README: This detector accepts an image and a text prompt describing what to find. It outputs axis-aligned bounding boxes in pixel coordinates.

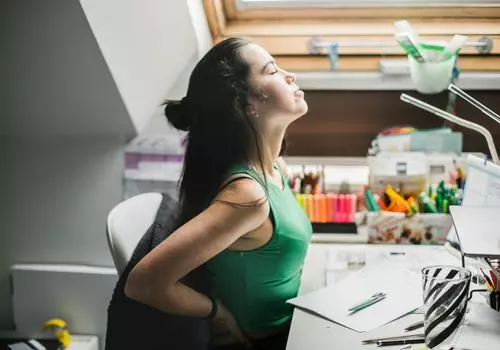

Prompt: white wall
[0,137,126,329]
[0,0,136,137]
[0,0,212,337]
[133,0,213,137]
[80,0,201,134]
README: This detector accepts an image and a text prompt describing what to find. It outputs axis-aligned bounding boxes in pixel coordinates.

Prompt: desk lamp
[400,84,500,165]
[402,86,500,313]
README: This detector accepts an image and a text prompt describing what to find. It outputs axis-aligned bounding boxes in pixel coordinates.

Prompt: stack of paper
[288,258,422,332]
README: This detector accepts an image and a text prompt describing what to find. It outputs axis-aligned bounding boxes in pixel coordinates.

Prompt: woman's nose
[281,68,296,85]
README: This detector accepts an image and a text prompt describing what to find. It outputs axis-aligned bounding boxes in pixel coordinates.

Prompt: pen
[348,292,384,311]
[404,320,424,332]
[349,294,386,316]
[377,338,425,347]
[362,334,424,345]
[349,293,387,315]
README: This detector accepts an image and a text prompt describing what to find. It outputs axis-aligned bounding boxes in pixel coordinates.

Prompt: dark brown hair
[164,37,277,223]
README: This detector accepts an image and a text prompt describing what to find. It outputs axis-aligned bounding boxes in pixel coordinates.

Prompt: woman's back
[105,194,211,350]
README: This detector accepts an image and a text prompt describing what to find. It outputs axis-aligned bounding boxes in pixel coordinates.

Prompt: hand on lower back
[210,300,252,348]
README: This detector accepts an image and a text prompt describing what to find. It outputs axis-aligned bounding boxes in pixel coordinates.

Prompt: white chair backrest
[106,192,163,275]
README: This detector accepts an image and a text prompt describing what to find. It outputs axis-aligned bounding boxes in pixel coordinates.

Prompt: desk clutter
[288,257,423,333]
[288,146,469,244]
[364,180,461,245]
[0,338,59,350]
[0,318,71,350]
[288,245,500,349]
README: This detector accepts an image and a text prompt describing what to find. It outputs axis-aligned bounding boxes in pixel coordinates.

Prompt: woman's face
[241,43,308,127]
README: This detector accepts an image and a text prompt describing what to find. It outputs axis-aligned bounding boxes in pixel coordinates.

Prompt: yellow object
[43,318,71,349]
[385,185,410,212]
[407,197,419,214]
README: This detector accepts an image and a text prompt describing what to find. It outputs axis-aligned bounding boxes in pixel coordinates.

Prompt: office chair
[106,192,163,275]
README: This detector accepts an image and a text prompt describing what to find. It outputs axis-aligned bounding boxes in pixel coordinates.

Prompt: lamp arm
[448,84,500,125]
[400,93,500,165]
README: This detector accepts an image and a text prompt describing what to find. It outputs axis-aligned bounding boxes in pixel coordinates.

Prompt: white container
[409,54,456,94]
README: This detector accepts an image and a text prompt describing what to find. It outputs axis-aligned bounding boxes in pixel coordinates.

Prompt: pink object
[337,194,345,223]
[346,194,357,222]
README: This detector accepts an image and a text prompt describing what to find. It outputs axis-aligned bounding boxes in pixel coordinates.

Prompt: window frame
[236,0,500,8]
[204,0,500,72]
[226,0,500,19]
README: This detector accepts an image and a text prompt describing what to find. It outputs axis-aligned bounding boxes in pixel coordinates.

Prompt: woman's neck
[250,127,285,175]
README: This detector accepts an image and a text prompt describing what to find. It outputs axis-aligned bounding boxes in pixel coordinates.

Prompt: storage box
[366,212,453,245]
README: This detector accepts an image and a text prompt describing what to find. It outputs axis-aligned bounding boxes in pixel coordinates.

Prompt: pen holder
[408,44,456,94]
[421,265,471,349]
[486,291,500,312]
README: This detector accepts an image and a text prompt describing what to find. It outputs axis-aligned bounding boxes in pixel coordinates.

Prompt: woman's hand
[210,300,252,348]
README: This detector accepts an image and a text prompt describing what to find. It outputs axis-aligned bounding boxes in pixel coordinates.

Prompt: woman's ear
[252,87,268,101]
[234,96,258,118]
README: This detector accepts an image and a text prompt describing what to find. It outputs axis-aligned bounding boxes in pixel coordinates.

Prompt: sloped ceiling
[0,0,200,136]
[80,0,199,134]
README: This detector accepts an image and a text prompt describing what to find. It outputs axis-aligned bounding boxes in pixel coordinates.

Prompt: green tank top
[206,164,313,333]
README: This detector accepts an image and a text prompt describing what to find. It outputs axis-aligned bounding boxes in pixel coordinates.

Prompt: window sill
[295,71,500,91]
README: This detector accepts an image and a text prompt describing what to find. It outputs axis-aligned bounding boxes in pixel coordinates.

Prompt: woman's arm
[124,178,269,318]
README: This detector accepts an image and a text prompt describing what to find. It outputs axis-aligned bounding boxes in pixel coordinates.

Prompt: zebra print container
[422,265,471,349]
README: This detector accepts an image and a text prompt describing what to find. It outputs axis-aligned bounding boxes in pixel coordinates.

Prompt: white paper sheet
[325,248,383,286]
[288,258,422,332]
[453,301,500,349]
[382,247,460,274]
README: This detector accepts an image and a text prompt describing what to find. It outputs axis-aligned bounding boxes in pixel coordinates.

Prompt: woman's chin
[297,100,308,116]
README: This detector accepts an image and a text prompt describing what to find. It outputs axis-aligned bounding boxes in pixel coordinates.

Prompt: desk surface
[286,244,496,350]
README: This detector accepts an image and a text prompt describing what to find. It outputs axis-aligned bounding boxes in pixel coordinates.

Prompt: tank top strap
[224,164,267,191]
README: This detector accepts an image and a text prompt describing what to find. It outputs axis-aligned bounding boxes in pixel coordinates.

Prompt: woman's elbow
[124,265,177,310]
[124,265,154,303]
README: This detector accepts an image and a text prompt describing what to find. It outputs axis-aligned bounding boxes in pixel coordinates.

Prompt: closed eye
[262,60,279,75]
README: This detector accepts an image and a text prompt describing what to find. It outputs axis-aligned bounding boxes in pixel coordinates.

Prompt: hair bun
[164,98,191,132]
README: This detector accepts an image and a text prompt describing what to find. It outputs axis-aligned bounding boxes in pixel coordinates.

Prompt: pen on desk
[404,320,424,332]
[362,334,425,345]
[348,292,387,315]
[390,252,406,255]
[348,292,385,311]
[376,337,425,347]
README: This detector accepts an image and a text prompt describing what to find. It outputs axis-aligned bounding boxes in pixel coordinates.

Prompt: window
[204,1,500,72]
[237,0,500,8]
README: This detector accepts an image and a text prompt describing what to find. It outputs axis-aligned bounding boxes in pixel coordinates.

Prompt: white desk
[286,244,499,350]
